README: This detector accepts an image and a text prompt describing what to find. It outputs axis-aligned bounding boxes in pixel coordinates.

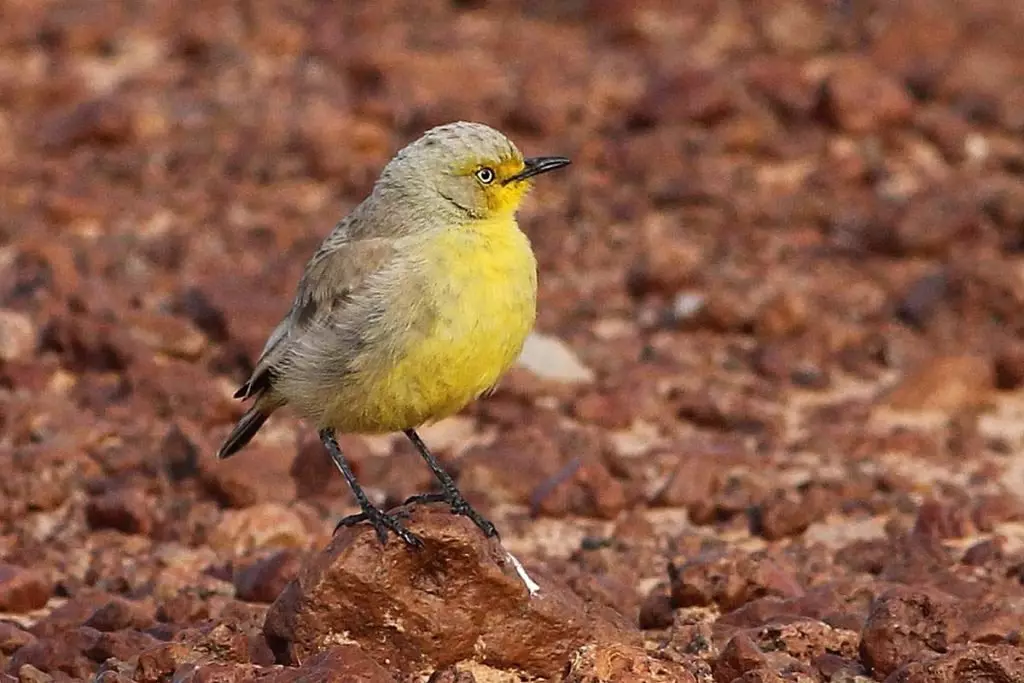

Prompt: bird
[215,121,571,547]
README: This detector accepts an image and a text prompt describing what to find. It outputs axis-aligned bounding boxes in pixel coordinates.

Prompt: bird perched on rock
[216,121,570,547]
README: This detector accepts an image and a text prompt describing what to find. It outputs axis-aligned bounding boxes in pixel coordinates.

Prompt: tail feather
[216,407,269,460]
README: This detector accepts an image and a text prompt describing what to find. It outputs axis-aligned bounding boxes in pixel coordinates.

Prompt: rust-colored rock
[563,643,698,682]
[885,643,1024,683]
[234,550,303,604]
[669,551,803,612]
[262,646,396,683]
[264,504,637,678]
[0,565,51,614]
[860,586,968,677]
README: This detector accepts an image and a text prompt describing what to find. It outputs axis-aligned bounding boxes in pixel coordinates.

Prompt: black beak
[504,156,571,184]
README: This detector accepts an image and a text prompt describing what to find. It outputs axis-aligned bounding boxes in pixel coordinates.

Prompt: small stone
[0,310,35,362]
[208,503,310,556]
[564,643,698,682]
[515,332,594,384]
[860,586,967,677]
[883,355,993,415]
[261,645,396,682]
[0,564,51,613]
[823,57,913,134]
[85,489,154,535]
[233,550,302,604]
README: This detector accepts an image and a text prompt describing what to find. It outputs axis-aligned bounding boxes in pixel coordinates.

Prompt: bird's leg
[320,428,423,548]
[403,429,499,538]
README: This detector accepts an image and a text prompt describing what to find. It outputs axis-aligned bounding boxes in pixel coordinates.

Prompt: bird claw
[335,492,497,543]
[334,507,423,548]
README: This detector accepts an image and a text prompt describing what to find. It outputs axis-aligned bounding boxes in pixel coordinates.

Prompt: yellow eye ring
[475,167,496,185]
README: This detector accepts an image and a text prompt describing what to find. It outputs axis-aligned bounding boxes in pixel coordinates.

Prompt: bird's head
[379,121,570,221]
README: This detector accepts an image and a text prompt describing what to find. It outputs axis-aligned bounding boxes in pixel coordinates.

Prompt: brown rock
[638,590,675,630]
[823,57,913,133]
[176,663,262,683]
[134,642,200,683]
[85,489,154,536]
[264,504,637,678]
[912,498,976,540]
[882,356,993,415]
[0,310,35,362]
[208,504,311,556]
[262,646,396,683]
[0,623,35,657]
[626,240,703,298]
[234,550,302,604]
[426,666,476,683]
[38,96,134,150]
[0,565,51,614]
[6,631,96,681]
[886,643,1024,683]
[860,586,968,677]
[13,665,51,683]
[894,192,980,257]
[201,445,299,509]
[83,598,156,632]
[124,312,208,361]
[82,628,161,663]
[531,455,630,521]
[670,551,802,612]
[740,619,860,664]
[745,57,818,119]
[563,643,697,682]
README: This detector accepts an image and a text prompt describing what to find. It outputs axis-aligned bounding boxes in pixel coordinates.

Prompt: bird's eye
[475,167,496,185]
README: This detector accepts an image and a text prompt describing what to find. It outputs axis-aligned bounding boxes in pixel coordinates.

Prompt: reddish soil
[3,1,1024,681]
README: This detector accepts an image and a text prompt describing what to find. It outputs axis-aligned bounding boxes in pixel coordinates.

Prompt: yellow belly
[326,217,537,433]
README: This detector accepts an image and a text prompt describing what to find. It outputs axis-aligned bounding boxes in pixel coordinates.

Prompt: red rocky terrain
[3,0,1024,681]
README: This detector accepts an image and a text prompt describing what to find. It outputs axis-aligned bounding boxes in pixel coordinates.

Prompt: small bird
[216,121,570,547]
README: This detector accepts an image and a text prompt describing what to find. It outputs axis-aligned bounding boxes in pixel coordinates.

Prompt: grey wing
[232,237,397,401]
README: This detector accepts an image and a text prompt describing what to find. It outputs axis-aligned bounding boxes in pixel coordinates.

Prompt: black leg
[320,428,422,548]
[403,429,499,538]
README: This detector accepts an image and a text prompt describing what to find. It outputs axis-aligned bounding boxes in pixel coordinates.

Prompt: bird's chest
[419,223,538,377]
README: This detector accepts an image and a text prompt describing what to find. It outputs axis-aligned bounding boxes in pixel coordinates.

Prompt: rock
[6,631,96,681]
[626,240,702,298]
[669,551,803,612]
[85,489,154,536]
[173,663,262,683]
[134,642,200,683]
[262,646,396,682]
[37,96,133,149]
[563,643,698,682]
[0,565,51,613]
[82,628,161,663]
[0,310,35,362]
[83,598,156,632]
[515,332,594,384]
[264,504,637,678]
[894,193,980,257]
[13,665,51,683]
[0,622,36,657]
[233,550,302,604]
[207,504,311,556]
[885,643,1024,683]
[124,312,208,360]
[823,57,913,134]
[860,586,967,677]
[882,356,993,415]
[201,445,299,509]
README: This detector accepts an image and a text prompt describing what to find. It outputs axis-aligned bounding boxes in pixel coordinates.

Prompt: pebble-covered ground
[3,1,1024,681]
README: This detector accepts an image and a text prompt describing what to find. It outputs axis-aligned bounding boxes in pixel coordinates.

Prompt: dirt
[2,0,1024,681]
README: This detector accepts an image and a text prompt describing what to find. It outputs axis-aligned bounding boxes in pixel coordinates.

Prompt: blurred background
[3,0,1024,679]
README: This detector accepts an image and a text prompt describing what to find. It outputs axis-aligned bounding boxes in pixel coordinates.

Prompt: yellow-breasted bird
[216,121,570,547]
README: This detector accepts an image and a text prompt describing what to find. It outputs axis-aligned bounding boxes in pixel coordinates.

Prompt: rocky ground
[2,0,1024,681]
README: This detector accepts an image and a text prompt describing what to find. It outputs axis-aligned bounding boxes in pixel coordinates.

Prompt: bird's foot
[334,505,423,548]
[401,491,499,539]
